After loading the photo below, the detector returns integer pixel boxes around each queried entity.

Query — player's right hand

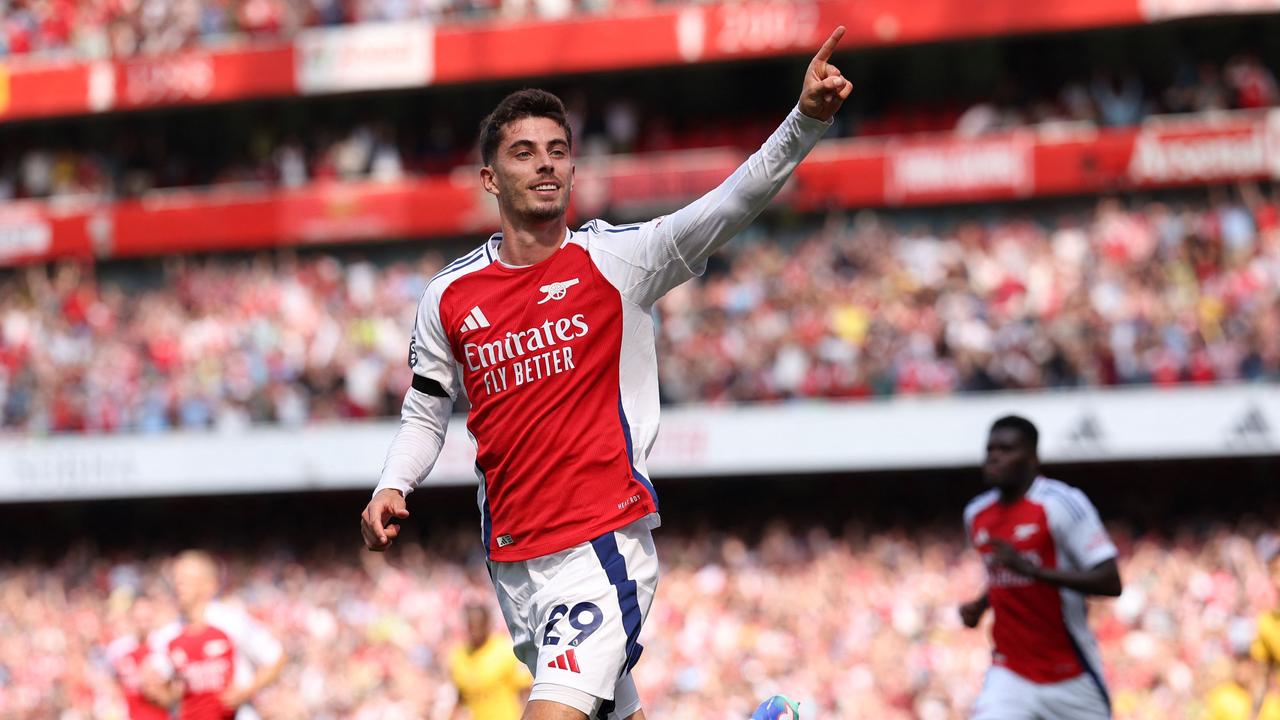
[361,488,410,551]
[959,598,987,628]
[798,26,853,122]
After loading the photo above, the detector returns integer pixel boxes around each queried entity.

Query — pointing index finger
[814,25,845,63]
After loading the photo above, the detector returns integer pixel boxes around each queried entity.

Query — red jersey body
[418,228,672,561]
[168,624,236,720]
[965,477,1117,696]
[107,635,169,720]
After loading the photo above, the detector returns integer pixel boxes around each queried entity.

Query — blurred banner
[0,384,1274,501]
[6,109,1279,265]
[0,0,1257,123]
[296,22,434,94]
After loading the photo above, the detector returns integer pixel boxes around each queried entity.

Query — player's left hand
[991,539,1040,579]
[220,684,252,710]
[798,26,853,122]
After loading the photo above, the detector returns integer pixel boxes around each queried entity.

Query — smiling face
[481,116,574,225]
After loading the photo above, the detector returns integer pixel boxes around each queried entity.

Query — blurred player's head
[171,550,220,617]
[478,89,574,225]
[130,594,163,639]
[464,602,491,648]
[984,415,1039,492]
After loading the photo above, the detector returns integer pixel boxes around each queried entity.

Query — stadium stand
[2,191,1277,433]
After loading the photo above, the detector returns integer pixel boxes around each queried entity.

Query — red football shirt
[964,477,1117,688]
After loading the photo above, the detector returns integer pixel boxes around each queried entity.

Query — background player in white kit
[960,416,1124,720]
[359,26,852,720]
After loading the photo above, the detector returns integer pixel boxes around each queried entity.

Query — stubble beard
[520,190,569,222]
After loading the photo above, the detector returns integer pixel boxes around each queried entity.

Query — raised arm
[660,27,851,275]
[594,27,852,308]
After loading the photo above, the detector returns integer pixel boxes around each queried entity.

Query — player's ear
[569,164,575,192]
[480,165,499,197]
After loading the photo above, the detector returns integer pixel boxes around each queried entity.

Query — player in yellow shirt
[1249,551,1280,719]
[1202,648,1279,720]
[448,603,531,720]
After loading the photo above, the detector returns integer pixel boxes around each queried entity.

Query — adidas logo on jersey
[460,306,491,333]
[547,648,581,673]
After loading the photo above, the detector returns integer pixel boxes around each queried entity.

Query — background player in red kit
[360,26,852,720]
[960,416,1123,720]
[106,594,171,720]
[152,550,286,720]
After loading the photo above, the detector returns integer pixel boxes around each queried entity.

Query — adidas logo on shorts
[547,648,581,673]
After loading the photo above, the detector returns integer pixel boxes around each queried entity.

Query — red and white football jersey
[376,106,831,562]
[155,601,283,720]
[106,635,169,720]
[964,477,1117,691]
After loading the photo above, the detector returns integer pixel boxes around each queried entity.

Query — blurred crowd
[1,189,1277,433]
[1,54,1276,201]
[655,187,1280,402]
[0,251,436,433]
[0,0,635,59]
[0,516,1276,718]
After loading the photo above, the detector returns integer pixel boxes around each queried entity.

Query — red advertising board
[7,110,1280,266]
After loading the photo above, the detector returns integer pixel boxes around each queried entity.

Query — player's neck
[183,600,211,627]
[998,474,1037,504]
[496,214,565,267]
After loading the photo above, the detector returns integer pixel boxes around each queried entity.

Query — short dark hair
[991,415,1039,451]
[478,89,572,167]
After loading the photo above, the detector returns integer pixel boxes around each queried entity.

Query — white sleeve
[408,287,461,401]
[374,288,457,497]
[1048,488,1118,570]
[219,605,283,668]
[374,390,451,497]
[149,623,181,680]
[589,106,831,307]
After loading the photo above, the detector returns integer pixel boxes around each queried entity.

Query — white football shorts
[489,514,659,717]
[972,665,1111,720]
